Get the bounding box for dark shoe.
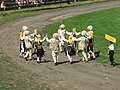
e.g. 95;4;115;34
25;57;28;61
54;63;58;66
85;61;88;63
70;62;73;64
37;61;40;63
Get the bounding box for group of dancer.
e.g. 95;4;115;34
19;24;96;65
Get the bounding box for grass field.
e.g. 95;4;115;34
43;7;120;65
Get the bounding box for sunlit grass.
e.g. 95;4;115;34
43;7;120;64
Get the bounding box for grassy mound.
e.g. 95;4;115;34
43;7;120;64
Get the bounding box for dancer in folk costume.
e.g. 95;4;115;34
19;26;29;57
30;29;38;53
66;28;81;47
46;33;60;66
76;30;89;62
19;30;25;57
36;34;46;63
64;35;76;64
86;25;96;59
33;29;38;53
58;24;66;52
24;30;34;60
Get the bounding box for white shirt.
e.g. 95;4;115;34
66;31;81;36
108;44;114;50
1;3;5;8
58;29;66;39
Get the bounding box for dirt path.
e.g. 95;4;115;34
0;1;120;90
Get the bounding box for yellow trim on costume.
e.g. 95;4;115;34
68;35;73;46
37;35;41;44
105;34;116;43
89;31;94;38
19;31;23;39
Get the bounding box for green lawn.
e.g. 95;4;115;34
43;7;120;65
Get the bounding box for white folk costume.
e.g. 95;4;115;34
33;29;38;53
76;30;89;62
64;35;76;64
46;33;59;65
36;34;45;63
19;31;25;57
19;26;28;57
58;24;66;52
29;29;38;53
23;30;33;60
66;28;81;47
86;25;96;59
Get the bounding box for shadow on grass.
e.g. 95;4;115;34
95;51;100;58
115;62;120;66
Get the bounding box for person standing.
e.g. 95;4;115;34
86;25;96;59
58;24;66;52
108;41;115;66
24;30;33;60
46;33;59;66
66;28;81;47
19;30;25;57
36;34;45;63
1;1;6;11
30;29;38;53
63;35;76;64
76;30;89;62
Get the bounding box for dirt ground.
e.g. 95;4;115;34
0;1;120;90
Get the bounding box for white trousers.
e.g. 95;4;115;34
81;51;88;61
66;50;72;62
37;57;42;62
87;51;96;59
25;49;32;59
52;51;59;63
59;41;64;52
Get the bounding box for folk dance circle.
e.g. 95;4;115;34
19;24;98;65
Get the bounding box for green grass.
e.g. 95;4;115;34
0;11;38;26
43;7;120;65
